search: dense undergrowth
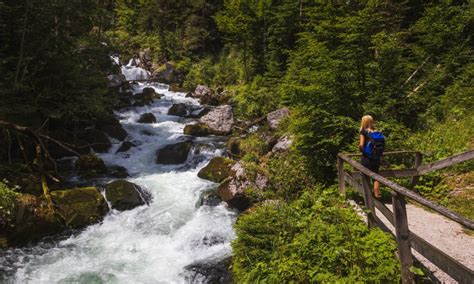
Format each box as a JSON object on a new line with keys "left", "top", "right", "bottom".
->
{"left": 233, "top": 189, "right": 400, "bottom": 283}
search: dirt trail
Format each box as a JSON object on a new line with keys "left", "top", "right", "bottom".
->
{"left": 351, "top": 200, "right": 474, "bottom": 283}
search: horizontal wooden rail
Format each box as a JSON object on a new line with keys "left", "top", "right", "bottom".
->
{"left": 338, "top": 150, "right": 474, "bottom": 283}
{"left": 346, "top": 150, "right": 422, "bottom": 157}
{"left": 410, "top": 233, "right": 474, "bottom": 283}
{"left": 417, "top": 150, "right": 474, "bottom": 175}
{"left": 338, "top": 153, "right": 474, "bottom": 230}
{"left": 379, "top": 168, "right": 419, "bottom": 177}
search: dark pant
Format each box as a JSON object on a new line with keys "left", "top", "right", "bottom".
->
{"left": 361, "top": 156, "right": 380, "bottom": 173}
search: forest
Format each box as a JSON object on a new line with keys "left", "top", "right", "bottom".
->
{"left": 0, "top": 0, "right": 473, "bottom": 282}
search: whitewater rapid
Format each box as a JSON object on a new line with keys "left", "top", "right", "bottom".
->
{"left": 0, "top": 72, "right": 237, "bottom": 283}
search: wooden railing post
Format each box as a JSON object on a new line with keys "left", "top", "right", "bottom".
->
{"left": 392, "top": 191, "right": 414, "bottom": 284}
{"left": 410, "top": 152, "right": 423, "bottom": 191}
{"left": 360, "top": 174, "right": 376, "bottom": 228}
{"left": 337, "top": 156, "right": 346, "bottom": 195}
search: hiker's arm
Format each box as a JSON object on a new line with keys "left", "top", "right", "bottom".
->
{"left": 359, "top": 134, "right": 364, "bottom": 152}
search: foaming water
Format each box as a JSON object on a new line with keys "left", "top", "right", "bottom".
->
{"left": 1, "top": 82, "right": 237, "bottom": 283}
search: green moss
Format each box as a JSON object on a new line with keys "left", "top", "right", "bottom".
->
{"left": 0, "top": 181, "right": 19, "bottom": 228}
{"left": 51, "top": 187, "right": 108, "bottom": 229}
{"left": 184, "top": 123, "right": 210, "bottom": 136}
{"left": 197, "top": 157, "right": 235, "bottom": 183}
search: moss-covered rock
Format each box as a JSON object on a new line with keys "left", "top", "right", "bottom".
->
{"left": 198, "top": 157, "right": 236, "bottom": 183}
{"left": 75, "top": 154, "right": 107, "bottom": 178}
{"left": 51, "top": 187, "right": 109, "bottom": 229}
{"left": 8, "top": 194, "right": 64, "bottom": 245}
{"left": 184, "top": 123, "right": 210, "bottom": 137}
{"left": 105, "top": 180, "right": 151, "bottom": 211}
{"left": 155, "top": 141, "right": 193, "bottom": 164}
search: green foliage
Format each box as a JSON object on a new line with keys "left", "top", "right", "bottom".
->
{"left": 266, "top": 152, "right": 315, "bottom": 201}
{"left": 408, "top": 114, "right": 474, "bottom": 162}
{"left": 182, "top": 51, "right": 242, "bottom": 90}
{"left": 232, "top": 188, "right": 400, "bottom": 283}
{"left": 289, "top": 107, "right": 355, "bottom": 182}
{"left": 0, "top": 181, "right": 18, "bottom": 228}
{"left": 231, "top": 76, "right": 280, "bottom": 119}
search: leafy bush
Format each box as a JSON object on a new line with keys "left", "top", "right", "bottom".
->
{"left": 232, "top": 188, "right": 400, "bottom": 283}
{"left": 0, "top": 181, "right": 18, "bottom": 228}
{"left": 231, "top": 76, "right": 281, "bottom": 119}
{"left": 408, "top": 114, "right": 474, "bottom": 162}
{"left": 266, "top": 152, "right": 316, "bottom": 201}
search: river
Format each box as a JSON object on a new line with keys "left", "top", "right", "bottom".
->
{"left": 0, "top": 62, "right": 237, "bottom": 283}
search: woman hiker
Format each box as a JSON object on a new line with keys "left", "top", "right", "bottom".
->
{"left": 359, "top": 115, "right": 385, "bottom": 198}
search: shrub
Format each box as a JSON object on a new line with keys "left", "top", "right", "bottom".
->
{"left": 0, "top": 181, "right": 19, "bottom": 228}
{"left": 232, "top": 188, "right": 400, "bottom": 283}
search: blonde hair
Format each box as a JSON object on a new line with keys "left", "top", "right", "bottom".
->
{"left": 360, "top": 115, "right": 375, "bottom": 133}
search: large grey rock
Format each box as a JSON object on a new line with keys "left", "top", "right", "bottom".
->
{"left": 155, "top": 141, "right": 193, "bottom": 164}
{"left": 105, "top": 180, "right": 151, "bottom": 211}
{"left": 272, "top": 136, "right": 293, "bottom": 153}
{"left": 199, "top": 105, "right": 234, "bottom": 135}
{"left": 193, "top": 85, "right": 212, "bottom": 97}
{"left": 267, "top": 107, "right": 290, "bottom": 130}
{"left": 217, "top": 162, "right": 268, "bottom": 211}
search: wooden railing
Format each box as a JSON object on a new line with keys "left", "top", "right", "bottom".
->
{"left": 337, "top": 150, "right": 474, "bottom": 284}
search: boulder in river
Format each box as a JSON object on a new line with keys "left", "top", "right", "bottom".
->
{"left": 109, "top": 165, "right": 129, "bottom": 178}
{"left": 155, "top": 141, "right": 193, "bottom": 165}
{"left": 137, "top": 112, "right": 157, "bottom": 124}
{"left": 267, "top": 107, "right": 290, "bottom": 130}
{"left": 96, "top": 114, "right": 128, "bottom": 141}
{"left": 167, "top": 103, "right": 188, "bottom": 117}
{"left": 116, "top": 141, "right": 136, "bottom": 153}
{"left": 51, "top": 187, "right": 109, "bottom": 229}
{"left": 199, "top": 105, "right": 234, "bottom": 135}
{"left": 184, "top": 123, "right": 210, "bottom": 137}
{"left": 80, "top": 129, "right": 112, "bottom": 153}
{"left": 199, "top": 191, "right": 222, "bottom": 207}
{"left": 105, "top": 180, "right": 151, "bottom": 211}
{"left": 183, "top": 257, "right": 233, "bottom": 284}
{"left": 6, "top": 194, "right": 64, "bottom": 245}
{"left": 75, "top": 154, "right": 108, "bottom": 178}
{"left": 198, "top": 157, "right": 235, "bottom": 183}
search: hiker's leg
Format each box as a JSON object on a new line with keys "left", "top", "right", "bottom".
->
{"left": 374, "top": 181, "right": 381, "bottom": 198}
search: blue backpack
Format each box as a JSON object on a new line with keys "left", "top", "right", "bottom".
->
{"left": 363, "top": 131, "right": 385, "bottom": 160}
